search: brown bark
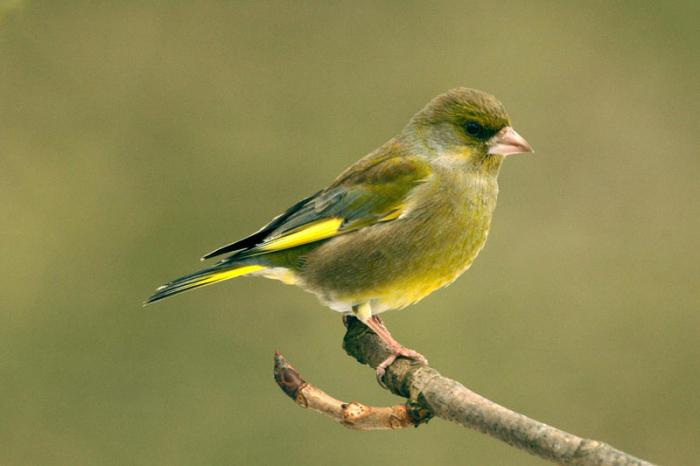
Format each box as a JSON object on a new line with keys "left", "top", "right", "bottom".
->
{"left": 274, "top": 317, "right": 658, "bottom": 466}
{"left": 274, "top": 352, "right": 431, "bottom": 430}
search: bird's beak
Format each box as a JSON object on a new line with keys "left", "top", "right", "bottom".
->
{"left": 487, "top": 126, "right": 534, "bottom": 156}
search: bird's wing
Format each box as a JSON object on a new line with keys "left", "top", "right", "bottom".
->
{"left": 202, "top": 155, "right": 431, "bottom": 261}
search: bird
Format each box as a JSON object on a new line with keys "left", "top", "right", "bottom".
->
{"left": 145, "top": 87, "right": 533, "bottom": 384}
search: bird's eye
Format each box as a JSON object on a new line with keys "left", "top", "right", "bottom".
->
{"left": 464, "top": 121, "right": 483, "bottom": 137}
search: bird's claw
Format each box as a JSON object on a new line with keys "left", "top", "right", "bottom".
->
{"left": 375, "top": 347, "right": 428, "bottom": 388}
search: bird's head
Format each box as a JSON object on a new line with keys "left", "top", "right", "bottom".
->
{"left": 403, "top": 87, "right": 533, "bottom": 172}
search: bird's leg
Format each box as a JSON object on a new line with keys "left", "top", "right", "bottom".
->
{"left": 364, "top": 315, "right": 428, "bottom": 376}
{"left": 352, "top": 303, "right": 428, "bottom": 387}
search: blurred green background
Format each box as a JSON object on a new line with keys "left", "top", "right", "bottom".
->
{"left": 1, "top": 1, "right": 698, "bottom": 465}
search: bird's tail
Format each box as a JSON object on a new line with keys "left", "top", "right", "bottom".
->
{"left": 144, "top": 262, "right": 264, "bottom": 305}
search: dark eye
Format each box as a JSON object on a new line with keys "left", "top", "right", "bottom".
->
{"left": 464, "top": 121, "right": 483, "bottom": 137}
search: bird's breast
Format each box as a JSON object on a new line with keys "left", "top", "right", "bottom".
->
{"left": 299, "top": 170, "right": 500, "bottom": 312}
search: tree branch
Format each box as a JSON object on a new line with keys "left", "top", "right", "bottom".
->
{"left": 274, "top": 316, "right": 658, "bottom": 466}
{"left": 274, "top": 351, "right": 432, "bottom": 430}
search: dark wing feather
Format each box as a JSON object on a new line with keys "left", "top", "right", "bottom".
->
{"left": 201, "top": 192, "right": 320, "bottom": 260}
{"left": 202, "top": 154, "right": 431, "bottom": 261}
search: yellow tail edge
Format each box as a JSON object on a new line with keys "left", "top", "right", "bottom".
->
{"left": 144, "top": 264, "right": 264, "bottom": 305}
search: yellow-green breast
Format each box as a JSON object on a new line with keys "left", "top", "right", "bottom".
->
{"left": 297, "top": 163, "right": 500, "bottom": 313}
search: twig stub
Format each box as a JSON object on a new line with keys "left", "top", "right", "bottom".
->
{"left": 273, "top": 351, "right": 432, "bottom": 430}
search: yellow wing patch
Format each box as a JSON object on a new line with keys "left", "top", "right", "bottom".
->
{"left": 259, "top": 218, "right": 344, "bottom": 252}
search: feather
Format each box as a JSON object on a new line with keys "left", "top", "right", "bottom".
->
{"left": 201, "top": 155, "right": 430, "bottom": 262}
{"left": 144, "top": 263, "right": 263, "bottom": 304}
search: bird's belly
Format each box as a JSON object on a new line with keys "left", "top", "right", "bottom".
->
{"left": 364, "top": 266, "right": 470, "bottom": 314}
{"left": 298, "top": 209, "right": 492, "bottom": 314}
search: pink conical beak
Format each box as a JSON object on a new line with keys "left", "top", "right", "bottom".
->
{"left": 487, "top": 126, "right": 533, "bottom": 156}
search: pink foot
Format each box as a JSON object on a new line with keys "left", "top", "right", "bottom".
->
{"left": 375, "top": 345, "right": 428, "bottom": 387}
{"left": 350, "top": 313, "right": 428, "bottom": 387}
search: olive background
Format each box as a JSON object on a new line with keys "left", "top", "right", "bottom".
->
{"left": 1, "top": 1, "right": 698, "bottom": 465}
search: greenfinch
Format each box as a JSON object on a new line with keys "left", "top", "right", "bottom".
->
{"left": 146, "top": 87, "right": 533, "bottom": 381}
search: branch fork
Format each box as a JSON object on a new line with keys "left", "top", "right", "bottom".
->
{"left": 273, "top": 317, "right": 657, "bottom": 466}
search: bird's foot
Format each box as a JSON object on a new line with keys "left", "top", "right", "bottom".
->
{"left": 375, "top": 345, "right": 428, "bottom": 388}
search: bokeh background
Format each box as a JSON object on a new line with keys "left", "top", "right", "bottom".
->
{"left": 2, "top": 1, "right": 698, "bottom": 465}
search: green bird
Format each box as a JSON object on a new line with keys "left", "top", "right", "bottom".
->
{"left": 146, "top": 87, "right": 533, "bottom": 381}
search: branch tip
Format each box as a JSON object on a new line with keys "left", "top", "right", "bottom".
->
{"left": 272, "top": 352, "right": 430, "bottom": 430}
{"left": 273, "top": 351, "right": 305, "bottom": 400}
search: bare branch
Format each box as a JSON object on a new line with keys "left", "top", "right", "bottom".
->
{"left": 274, "top": 317, "right": 659, "bottom": 466}
{"left": 273, "top": 351, "right": 432, "bottom": 430}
